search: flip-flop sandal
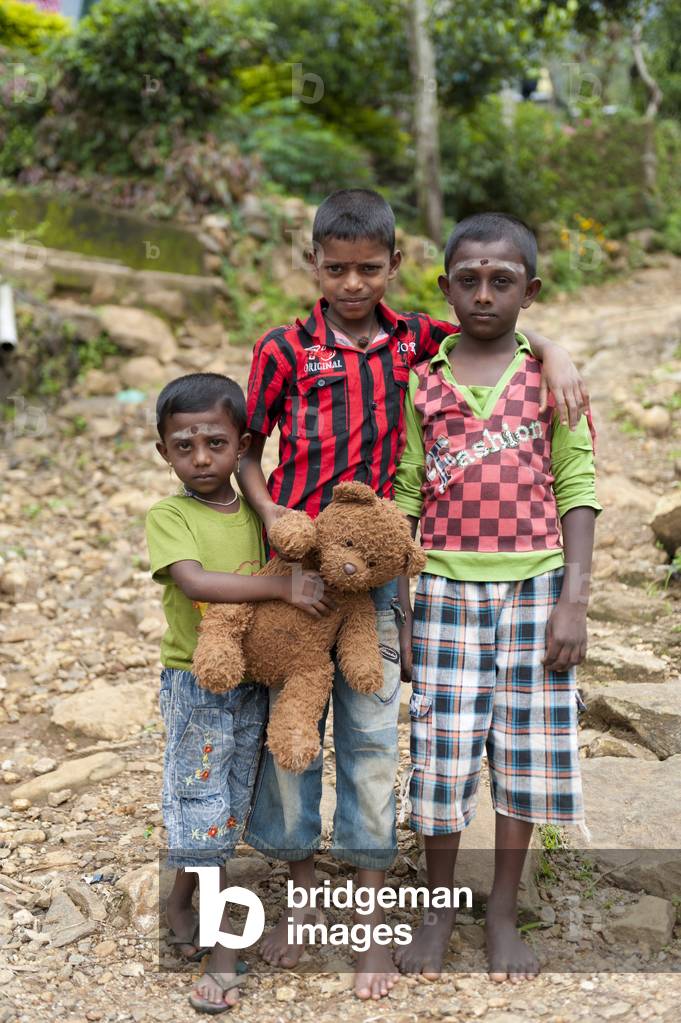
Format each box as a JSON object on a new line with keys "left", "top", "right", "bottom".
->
{"left": 188, "top": 972, "right": 247, "bottom": 1015}
{"left": 167, "top": 921, "right": 210, "bottom": 962}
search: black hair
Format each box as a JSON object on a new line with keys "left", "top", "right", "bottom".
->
{"left": 156, "top": 373, "right": 246, "bottom": 439}
{"left": 312, "top": 189, "right": 395, "bottom": 254}
{"left": 443, "top": 212, "right": 538, "bottom": 279}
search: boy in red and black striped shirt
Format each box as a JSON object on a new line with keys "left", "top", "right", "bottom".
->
{"left": 239, "top": 190, "right": 587, "bottom": 1000}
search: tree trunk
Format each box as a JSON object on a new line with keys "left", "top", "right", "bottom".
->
{"left": 632, "top": 20, "right": 662, "bottom": 203}
{"left": 408, "top": 0, "right": 444, "bottom": 244}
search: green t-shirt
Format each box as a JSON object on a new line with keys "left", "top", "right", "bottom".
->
{"left": 145, "top": 494, "right": 265, "bottom": 670}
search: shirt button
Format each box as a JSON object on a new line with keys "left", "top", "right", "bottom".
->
{"left": 371, "top": 401, "right": 378, "bottom": 411}
{"left": 317, "top": 379, "right": 326, "bottom": 387}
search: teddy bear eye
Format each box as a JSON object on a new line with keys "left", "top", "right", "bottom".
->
{"left": 343, "top": 539, "right": 354, "bottom": 547}
{"left": 366, "top": 559, "right": 376, "bottom": 568}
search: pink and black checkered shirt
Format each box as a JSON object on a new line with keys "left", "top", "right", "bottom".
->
{"left": 413, "top": 352, "right": 563, "bottom": 554}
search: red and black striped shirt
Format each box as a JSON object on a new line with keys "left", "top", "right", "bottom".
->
{"left": 246, "top": 298, "right": 458, "bottom": 517}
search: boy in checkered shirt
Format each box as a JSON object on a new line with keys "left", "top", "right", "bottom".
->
{"left": 239, "top": 191, "right": 589, "bottom": 1000}
{"left": 394, "top": 213, "right": 600, "bottom": 983}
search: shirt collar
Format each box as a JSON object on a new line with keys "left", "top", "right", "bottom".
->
{"left": 429, "top": 329, "right": 531, "bottom": 370}
{"left": 297, "top": 298, "right": 409, "bottom": 344}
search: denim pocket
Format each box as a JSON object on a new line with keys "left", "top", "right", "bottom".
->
{"left": 373, "top": 610, "right": 401, "bottom": 705}
{"left": 159, "top": 669, "right": 173, "bottom": 731}
{"left": 174, "top": 706, "right": 232, "bottom": 799}
{"left": 409, "top": 692, "right": 432, "bottom": 767}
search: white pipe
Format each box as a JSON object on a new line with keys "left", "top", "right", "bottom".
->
{"left": 0, "top": 283, "right": 18, "bottom": 351}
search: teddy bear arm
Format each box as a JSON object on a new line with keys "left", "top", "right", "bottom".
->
{"left": 192, "top": 602, "right": 254, "bottom": 693}
{"left": 266, "top": 660, "right": 335, "bottom": 773}
{"left": 335, "top": 595, "right": 384, "bottom": 695}
{"left": 268, "top": 509, "right": 317, "bottom": 561}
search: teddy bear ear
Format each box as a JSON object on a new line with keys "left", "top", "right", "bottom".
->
{"left": 332, "top": 481, "right": 377, "bottom": 504}
{"left": 403, "top": 542, "right": 427, "bottom": 577}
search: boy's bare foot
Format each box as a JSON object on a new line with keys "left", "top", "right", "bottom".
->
{"left": 355, "top": 944, "right": 400, "bottom": 1000}
{"left": 395, "top": 907, "right": 456, "bottom": 979}
{"left": 486, "top": 905, "right": 539, "bottom": 982}
{"left": 260, "top": 907, "right": 324, "bottom": 968}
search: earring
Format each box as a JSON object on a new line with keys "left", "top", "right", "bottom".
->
{"left": 237, "top": 454, "right": 241, "bottom": 474}
{"left": 168, "top": 464, "right": 174, "bottom": 479}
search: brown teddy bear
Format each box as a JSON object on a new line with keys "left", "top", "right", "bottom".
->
{"left": 192, "top": 481, "right": 426, "bottom": 773}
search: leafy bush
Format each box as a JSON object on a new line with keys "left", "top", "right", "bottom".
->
{"left": 242, "top": 101, "right": 375, "bottom": 201}
{"left": 0, "top": 0, "right": 70, "bottom": 54}
{"left": 0, "top": 120, "right": 36, "bottom": 175}
{"left": 661, "top": 203, "right": 681, "bottom": 256}
{"left": 441, "top": 100, "right": 673, "bottom": 238}
{"left": 656, "top": 118, "right": 681, "bottom": 211}
{"left": 56, "top": 0, "right": 271, "bottom": 127}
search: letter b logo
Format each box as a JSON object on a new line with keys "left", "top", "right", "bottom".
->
{"left": 185, "top": 868, "right": 265, "bottom": 949}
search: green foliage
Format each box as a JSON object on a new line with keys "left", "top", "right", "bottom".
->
{"left": 441, "top": 98, "right": 668, "bottom": 240}
{"left": 0, "top": 0, "right": 70, "bottom": 54}
{"left": 221, "top": 264, "right": 305, "bottom": 346}
{"left": 391, "top": 263, "right": 446, "bottom": 321}
{"left": 660, "top": 203, "right": 681, "bottom": 255}
{"left": 539, "top": 824, "right": 565, "bottom": 850}
{"left": 76, "top": 333, "right": 121, "bottom": 376}
{"left": 434, "top": 0, "right": 574, "bottom": 110}
{"left": 242, "top": 0, "right": 407, "bottom": 169}
{"left": 647, "top": 0, "right": 681, "bottom": 120}
{"left": 0, "top": 121, "right": 36, "bottom": 176}
{"left": 241, "top": 101, "right": 375, "bottom": 200}
{"left": 56, "top": 0, "right": 271, "bottom": 128}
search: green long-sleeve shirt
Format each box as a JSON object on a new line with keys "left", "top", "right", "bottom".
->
{"left": 394, "top": 332, "right": 601, "bottom": 582}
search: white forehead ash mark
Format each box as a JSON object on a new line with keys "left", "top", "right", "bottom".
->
{"left": 169, "top": 424, "right": 226, "bottom": 440}
{"left": 451, "top": 259, "right": 526, "bottom": 274}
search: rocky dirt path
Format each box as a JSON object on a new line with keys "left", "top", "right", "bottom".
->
{"left": 1, "top": 259, "right": 680, "bottom": 1022}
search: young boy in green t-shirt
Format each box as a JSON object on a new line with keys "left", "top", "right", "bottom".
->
{"left": 145, "top": 372, "right": 332, "bottom": 1014}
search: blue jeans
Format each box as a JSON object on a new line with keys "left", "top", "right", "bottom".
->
{"left": 244, "top": 580, "right": 402, "bottom": 870}
{"left": 159, "top": 668, "right": 267, "bottom": 868}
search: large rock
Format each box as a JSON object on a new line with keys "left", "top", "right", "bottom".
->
{"left": 596, "top": 474, "right": 651, "bottom": 512}
{"left": 577, "top": 755, "right": 681, "bottom": 899}
{"left": 607, "top": 895, "right": 675, "bottom": 949}
{"left": 10, "top": 752, "right": 125, "bottom": 802}
{"left": 142, "top": 289, "right": 187, "bottom": 321}
{"left": 118, "top": 355, "right": 167, "bottom": 390}
{"left": 44, "top": 890, "right": 97, "bottom": 948}
{"left": 650, "top": 492, "right": 681, "bottom": 555}
{"left": 49, "top": 298, "right": 104, "bottom": 342}
{"left": 586, "top": 733, "right": 657, "bottom": 760}
{"left": 99, "top": 306, "right": 177, "bottom": 364}
{"left": 588, "top": 583, "right": 667, "bottom": 624}
{"left": 52, "top": 681, "right": 156, "bottom": 741}
{"left": 115, "top": 865, "right": 158, "bottom": 936}
{"left": 584, "top": 640, "right": 668, "bottom": 682}
{"left": 583, "top": 681, "right": 681, "bottom": 758}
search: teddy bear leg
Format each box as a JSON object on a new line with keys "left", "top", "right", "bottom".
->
{"left": 266, "top": 663, "right": 334, "bottom": 774}
{"left": 192, "top": 603, "right": 254, "bottom": 693}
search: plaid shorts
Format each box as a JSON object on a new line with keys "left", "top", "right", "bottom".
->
{"left": 409, "top": 570, "right": 584, "bottom": 834}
